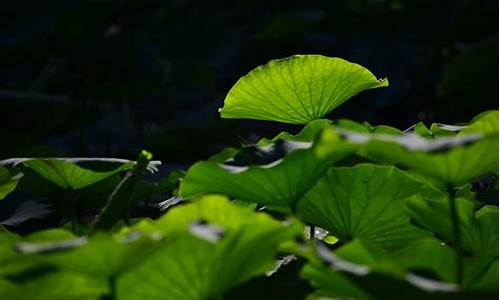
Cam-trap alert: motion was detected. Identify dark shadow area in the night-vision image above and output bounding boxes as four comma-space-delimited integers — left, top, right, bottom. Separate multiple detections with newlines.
0, 0, 498, 166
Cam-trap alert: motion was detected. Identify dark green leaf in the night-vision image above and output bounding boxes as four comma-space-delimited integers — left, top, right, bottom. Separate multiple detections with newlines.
297, 164, 430, 249
407, 195, 499, 256
179, 129, 353, 210
23, 159, 132, 190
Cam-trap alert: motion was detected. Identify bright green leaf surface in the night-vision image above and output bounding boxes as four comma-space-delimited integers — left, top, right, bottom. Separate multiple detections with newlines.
414, 111, 498, 138
154, 195, 293, 235
4, 196, 300, 300
410, 122, 433, 138
296, 164, 429, 249
337, 128, 499, 186
117, 196, 300, 300
220, 55, 388, 124
459, 110, 499, 136
7, 270, 108, 300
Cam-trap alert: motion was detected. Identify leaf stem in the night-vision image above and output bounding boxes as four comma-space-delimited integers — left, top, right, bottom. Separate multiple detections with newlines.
447, 186, 463, 285
309, 225, 315, 240
309, 225, 317, 254
66, 189, 78, 234
90, 150, 152, 233
110, 275, 116, 300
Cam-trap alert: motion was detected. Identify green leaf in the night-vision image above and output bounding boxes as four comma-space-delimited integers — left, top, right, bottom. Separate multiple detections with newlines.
179, 129, 353, 210
429, 123, 466, 137
407, 195, 499, 256
0, 230, 29, 276
303, 263, 370, 300
463, 256, 499, 291
208, 147, 240, 162
0, 278, 17, 300
7, 270, 108, 300
13, 232, 159, 277
303, 249, 458, 300
3, 226, 161, 283
422, 111, 498, 138
409, 122, 433, 138
153, 195, 293, 235
296, 164, 429, 249
338, 128, 499, 186
334, 238, 457, 283
257, 119, 332, 146
220, 55, 388, 124
116, 195, 300, 300
303, 241, 497, 299
0, 229, 79, 277
333, 119, 403, 136
332, 238, 498, 289
0, 166, 21, 200
387, 240, 498, 291
91, 150, 153, 232
23, 159, 132, 190
459, 110, 499, 136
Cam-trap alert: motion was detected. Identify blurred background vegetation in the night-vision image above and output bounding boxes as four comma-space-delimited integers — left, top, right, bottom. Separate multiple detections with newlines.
0, 0, 498, 167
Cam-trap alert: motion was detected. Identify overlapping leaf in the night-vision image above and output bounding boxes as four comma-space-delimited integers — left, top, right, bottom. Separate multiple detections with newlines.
407, 195, 499, 256
302, 240, 497, 300
179, 129, 353, 210
0, 229, 109, 300
117, 196, 301, 300
257, 119, 332, 146
4, 270, 108, 300
331, 238, 498, 290
220, 55, 388, 124
459, 110, 499, 136
14, 233, 160, 277
336, 128, 498, 186
296, 164, 430, 249
3, 196, 300, 300
408, 110, 498, 138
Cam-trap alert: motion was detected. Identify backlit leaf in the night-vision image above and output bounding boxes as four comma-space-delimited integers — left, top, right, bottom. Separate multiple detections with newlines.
117, 196, 300, 300
336, 128, 498, 186
220, 55, 388, 124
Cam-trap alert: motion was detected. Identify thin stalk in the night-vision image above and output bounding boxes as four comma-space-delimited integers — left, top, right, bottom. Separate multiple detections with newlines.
90, 150, 152, 233
70, 210, 77, 233
309, 225, 317, 254
101, 276, 116, 300
448, 186, 463, 285
109, 276, 116, 300
65, 189, 78, 234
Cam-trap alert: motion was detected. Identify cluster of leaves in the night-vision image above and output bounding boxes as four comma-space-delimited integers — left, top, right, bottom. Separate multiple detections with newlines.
0, 55, 498, 299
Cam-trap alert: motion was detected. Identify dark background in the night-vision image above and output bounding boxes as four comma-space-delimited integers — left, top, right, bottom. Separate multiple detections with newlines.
1, 0, 498, 167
